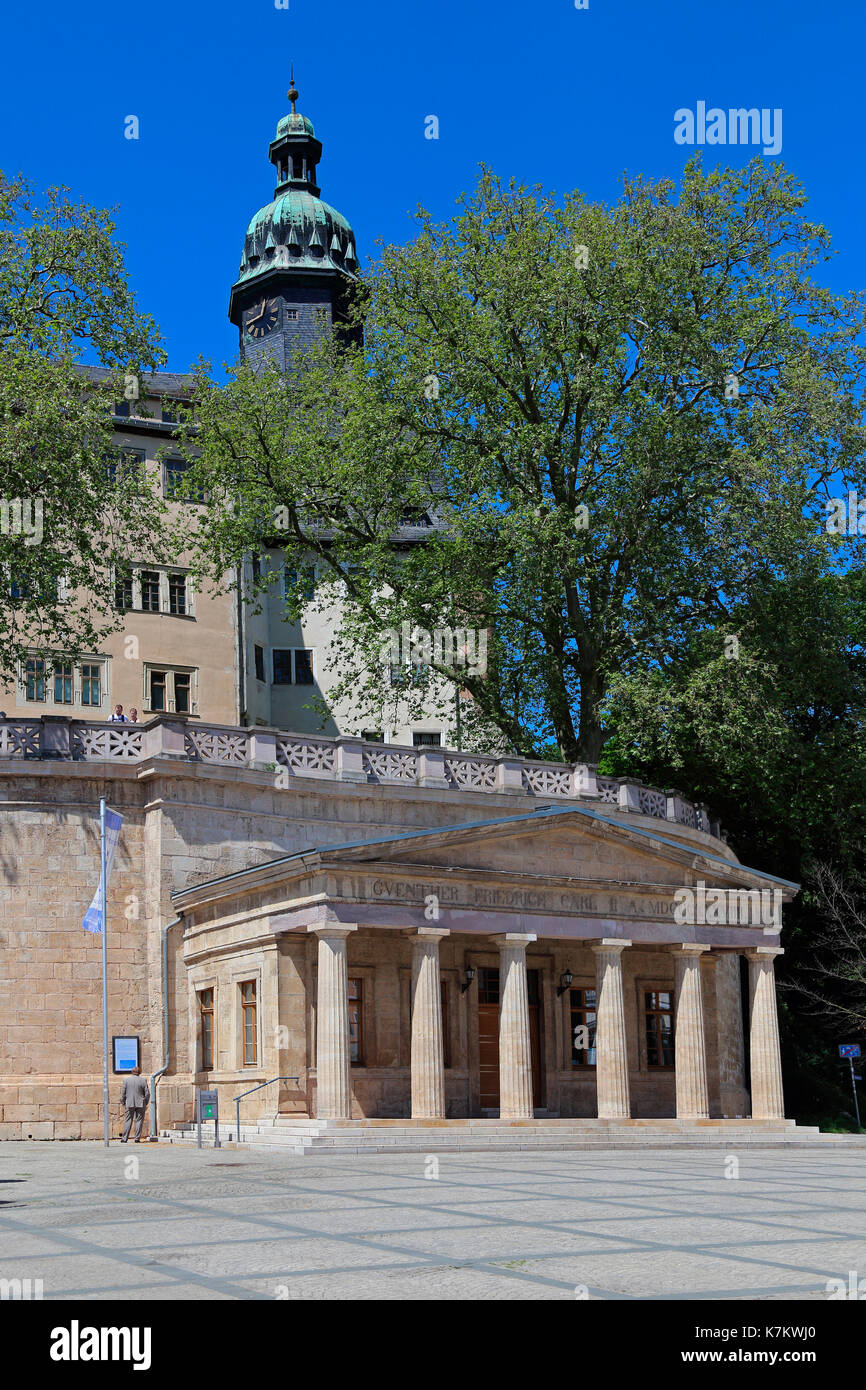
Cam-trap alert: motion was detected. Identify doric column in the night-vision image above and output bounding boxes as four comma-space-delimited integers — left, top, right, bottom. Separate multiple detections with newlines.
746, 947, 785, 1119
309, 925, 357, 1120
407, 928, 449, 1119
592, 939, 632, 1118
492, 933, 536, 1119
674, 945, 710, 1119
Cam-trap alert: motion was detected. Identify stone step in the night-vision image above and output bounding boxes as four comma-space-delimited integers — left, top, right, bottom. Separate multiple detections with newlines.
162, 1121, 835, 1155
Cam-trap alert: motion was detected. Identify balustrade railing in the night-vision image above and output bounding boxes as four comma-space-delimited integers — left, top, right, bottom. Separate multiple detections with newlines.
0, 714, 722, 840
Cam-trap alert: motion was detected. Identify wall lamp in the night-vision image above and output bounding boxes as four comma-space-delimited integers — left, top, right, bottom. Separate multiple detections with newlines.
556, 969, 574, 997
461, 966, 476, 994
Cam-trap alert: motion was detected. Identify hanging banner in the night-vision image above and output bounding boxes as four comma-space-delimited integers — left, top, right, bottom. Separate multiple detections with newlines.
82, 807, 123, 934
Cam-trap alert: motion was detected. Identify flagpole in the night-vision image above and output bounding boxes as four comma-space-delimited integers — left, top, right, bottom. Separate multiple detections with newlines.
100, 796, 109, 1148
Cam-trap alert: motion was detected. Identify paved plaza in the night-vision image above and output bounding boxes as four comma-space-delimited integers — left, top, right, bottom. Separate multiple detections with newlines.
1, 1142, 865, 1300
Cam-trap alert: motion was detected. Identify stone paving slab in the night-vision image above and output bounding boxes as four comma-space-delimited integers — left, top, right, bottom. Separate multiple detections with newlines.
1, 1141, 865, 1300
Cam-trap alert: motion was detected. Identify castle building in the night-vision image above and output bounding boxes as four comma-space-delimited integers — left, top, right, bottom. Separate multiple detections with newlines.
1, 82, 449, 751
0, 83, 801, 1149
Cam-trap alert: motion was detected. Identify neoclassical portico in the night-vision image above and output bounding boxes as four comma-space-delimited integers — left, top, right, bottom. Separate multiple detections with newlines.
176, 802, 796, 1126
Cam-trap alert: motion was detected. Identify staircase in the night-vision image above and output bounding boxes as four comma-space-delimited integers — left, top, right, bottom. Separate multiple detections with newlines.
159, 1114, 857, 1156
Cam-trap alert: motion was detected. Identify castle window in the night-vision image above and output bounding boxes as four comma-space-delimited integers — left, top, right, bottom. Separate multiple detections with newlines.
272, 648, 314, 685
412, 731, 441, 747
284, 563, 316, 601
140, 570, 161, 612
144, 665, 197, 715
25, 657, 46, 702
164, 455, 205, 503
285, 309, 299, 321
174, 673, 191, 713
400, 507, 433, 528
115, 568, 133, 610
81, 663, 102, 707
168, 573, 187, 615
54, 661, 74, 705
254, 645, 265, 682
106, 448, 145, 485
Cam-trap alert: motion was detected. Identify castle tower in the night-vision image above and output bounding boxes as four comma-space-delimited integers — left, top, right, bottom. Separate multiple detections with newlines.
228, 72, 359, 372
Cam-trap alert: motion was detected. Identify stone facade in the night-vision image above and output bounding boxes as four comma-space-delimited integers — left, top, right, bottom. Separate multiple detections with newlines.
0, 718, 796, 1137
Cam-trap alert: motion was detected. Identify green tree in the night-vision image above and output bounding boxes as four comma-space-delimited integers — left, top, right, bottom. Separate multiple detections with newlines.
0, 174, 167, 683
181, 157, 866, 761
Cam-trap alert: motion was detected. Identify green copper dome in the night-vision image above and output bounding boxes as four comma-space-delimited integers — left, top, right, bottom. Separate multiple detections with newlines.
237, 188, 358, 282
233, 75, 358, 286
276, 112, 315, 138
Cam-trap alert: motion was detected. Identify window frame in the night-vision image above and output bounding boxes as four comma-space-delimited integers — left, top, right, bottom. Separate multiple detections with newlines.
643, 985, 675, 1070
143, 663, 198, 716
163, 454, 205, 504
271, 648, 315, 686
240, 979, 258, 1067
568, 985, 597, 1068
348, 977, 364, 1067
199, 987, 214, 1072
412, 731, 442, 748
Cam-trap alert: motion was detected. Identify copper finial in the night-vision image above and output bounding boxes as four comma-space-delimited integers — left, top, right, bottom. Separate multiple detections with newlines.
288, 66, 299, 114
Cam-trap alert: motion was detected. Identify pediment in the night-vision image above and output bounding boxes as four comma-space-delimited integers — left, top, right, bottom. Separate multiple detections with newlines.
317, 805, 794, 895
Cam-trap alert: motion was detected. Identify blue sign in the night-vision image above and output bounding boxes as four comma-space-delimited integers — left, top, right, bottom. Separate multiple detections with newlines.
112, 1036, 140, 1073
839, 1043, 861, 1059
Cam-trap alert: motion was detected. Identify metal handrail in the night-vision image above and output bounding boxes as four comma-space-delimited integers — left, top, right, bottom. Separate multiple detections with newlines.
233, 1076, 299, 1143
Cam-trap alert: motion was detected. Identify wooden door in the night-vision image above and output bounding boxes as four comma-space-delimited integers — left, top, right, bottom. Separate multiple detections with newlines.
478, 968, 501, 1107
477, 967, 544, 1111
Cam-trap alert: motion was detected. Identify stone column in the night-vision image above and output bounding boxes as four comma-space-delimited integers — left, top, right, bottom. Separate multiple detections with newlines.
715, 952, 748, 1117
746, 947, 785, 1119
674, 945, 710, 1119
493, 934, 536, 1119
407, 928, 449, 1119
592, 939, 632, 1118
309, 925, 357, 1120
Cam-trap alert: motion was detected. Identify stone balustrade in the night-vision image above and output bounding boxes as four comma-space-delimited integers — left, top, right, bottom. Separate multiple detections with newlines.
0, 714, 723, 840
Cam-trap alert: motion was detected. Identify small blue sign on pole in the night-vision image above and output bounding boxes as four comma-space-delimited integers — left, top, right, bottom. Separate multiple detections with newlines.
839, 1044, 861, 1059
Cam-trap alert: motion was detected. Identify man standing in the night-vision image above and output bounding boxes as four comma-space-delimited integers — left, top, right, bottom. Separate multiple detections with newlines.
109, 704, 128, 723
120, 1066, 149, 1142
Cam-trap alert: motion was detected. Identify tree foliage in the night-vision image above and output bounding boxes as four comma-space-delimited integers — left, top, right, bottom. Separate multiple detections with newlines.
0, 173, 167, 680
182, 157, 866, 761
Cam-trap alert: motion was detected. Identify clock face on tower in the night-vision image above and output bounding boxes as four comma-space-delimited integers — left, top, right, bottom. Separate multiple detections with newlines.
245, 296, 280, 338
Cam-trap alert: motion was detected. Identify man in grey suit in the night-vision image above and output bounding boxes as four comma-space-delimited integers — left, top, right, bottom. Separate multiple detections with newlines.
120, 1067, 150, 1142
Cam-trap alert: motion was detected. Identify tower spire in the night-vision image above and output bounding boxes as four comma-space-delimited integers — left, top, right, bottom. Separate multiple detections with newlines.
288, 67, 299, 115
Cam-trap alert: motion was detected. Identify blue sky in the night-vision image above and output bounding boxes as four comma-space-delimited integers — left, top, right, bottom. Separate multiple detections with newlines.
3, 0, 864, 373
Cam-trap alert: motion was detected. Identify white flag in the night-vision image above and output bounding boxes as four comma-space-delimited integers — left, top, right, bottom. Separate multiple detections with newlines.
82, 808, 123, 934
